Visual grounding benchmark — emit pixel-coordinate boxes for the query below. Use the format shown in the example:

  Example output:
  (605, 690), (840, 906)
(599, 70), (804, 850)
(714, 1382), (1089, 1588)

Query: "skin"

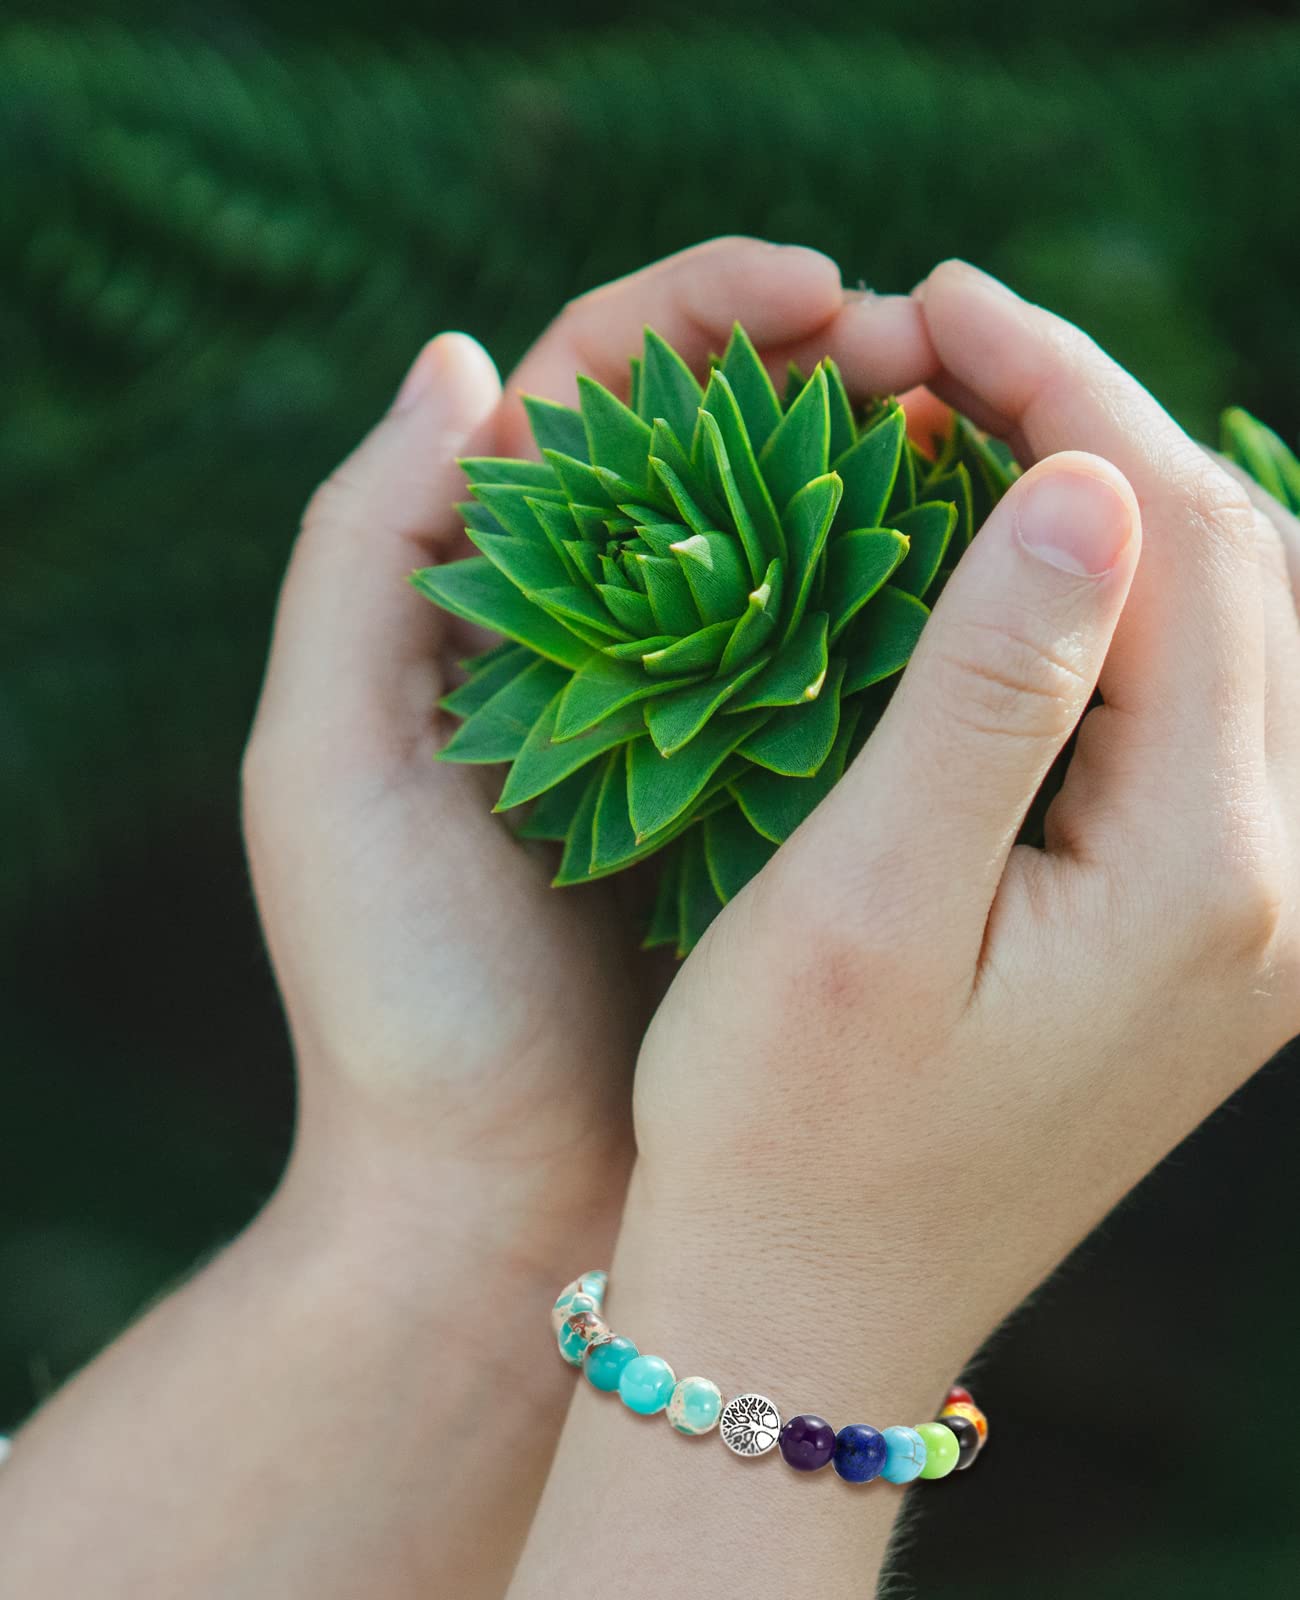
(2, 245), (1296, 1598)
(507, 263), (1300, 1596)
(0, 239), (863, 1600)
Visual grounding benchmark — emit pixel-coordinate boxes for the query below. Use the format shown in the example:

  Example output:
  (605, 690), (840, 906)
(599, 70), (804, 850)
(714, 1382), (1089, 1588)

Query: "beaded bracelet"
(553, 1271), (988, 1483)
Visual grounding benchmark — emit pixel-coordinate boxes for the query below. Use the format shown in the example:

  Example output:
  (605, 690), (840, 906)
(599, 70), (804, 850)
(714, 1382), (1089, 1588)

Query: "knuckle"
(1173, 459), (1257, 551)
(929, 616), (1088, 742)
(1194, 831), (1286, 963)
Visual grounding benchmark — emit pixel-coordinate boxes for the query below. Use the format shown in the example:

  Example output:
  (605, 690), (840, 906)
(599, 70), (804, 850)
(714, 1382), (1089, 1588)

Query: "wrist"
(266, 1071), (633, 1313)
(611, 1164), (999, 1424)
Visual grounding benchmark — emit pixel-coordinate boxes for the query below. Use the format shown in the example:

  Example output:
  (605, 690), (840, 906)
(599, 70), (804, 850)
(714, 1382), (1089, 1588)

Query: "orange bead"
(939, 1400), (988, 1442)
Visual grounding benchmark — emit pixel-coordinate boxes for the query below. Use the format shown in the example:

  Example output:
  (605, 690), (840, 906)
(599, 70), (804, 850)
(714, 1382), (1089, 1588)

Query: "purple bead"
(833, 1424), (888, 1483)
(778, 1413), (837, 1472)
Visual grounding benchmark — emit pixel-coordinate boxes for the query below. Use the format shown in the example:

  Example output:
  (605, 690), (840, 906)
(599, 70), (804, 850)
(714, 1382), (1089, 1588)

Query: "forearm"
(0, 1113), (627, 1600)
(508, 1166), (994, 1600)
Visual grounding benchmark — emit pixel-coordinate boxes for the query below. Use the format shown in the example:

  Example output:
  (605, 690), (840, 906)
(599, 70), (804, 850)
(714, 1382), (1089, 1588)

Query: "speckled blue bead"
(666, 1376), (723, 1436)
(584, 1337), (640, 1393)
(879, 1425), (928, 1485)
(833, 1424), (888, 1483)
(618, 1354), (677, 1416)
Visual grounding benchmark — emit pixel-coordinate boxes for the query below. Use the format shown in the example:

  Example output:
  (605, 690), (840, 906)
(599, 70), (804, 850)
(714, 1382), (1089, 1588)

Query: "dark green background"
(3, 4), (1298, 1594)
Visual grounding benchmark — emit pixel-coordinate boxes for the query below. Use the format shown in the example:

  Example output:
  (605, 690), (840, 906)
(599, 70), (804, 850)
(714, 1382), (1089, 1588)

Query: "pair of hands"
(243, 238), (1300, 1588)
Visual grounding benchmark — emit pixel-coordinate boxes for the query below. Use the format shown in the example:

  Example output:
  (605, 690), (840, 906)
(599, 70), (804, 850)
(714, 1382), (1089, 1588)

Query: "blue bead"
(618, 1354), (677, 1415)
(584, 1337), (640, 1393)
(879, 1425), (928, 1484)
(833, 1424), (887, 1483)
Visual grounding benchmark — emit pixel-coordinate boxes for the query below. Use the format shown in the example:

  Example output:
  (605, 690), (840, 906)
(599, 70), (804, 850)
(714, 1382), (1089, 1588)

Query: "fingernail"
(391, 332), (499, 416)
(1014, 468), (1136, 578)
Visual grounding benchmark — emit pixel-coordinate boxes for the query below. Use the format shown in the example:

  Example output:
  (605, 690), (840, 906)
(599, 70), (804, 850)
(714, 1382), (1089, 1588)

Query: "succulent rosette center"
(413, 323), (1018, 953)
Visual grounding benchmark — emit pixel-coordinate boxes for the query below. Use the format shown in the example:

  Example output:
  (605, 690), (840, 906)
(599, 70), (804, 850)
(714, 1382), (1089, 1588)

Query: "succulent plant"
(412, 325), (1293, 956)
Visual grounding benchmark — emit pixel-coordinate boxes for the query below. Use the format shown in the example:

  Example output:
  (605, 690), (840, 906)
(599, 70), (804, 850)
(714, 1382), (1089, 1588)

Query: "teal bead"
(666, 1376), (723, 1436)
(578, 1270), (608, 1308)
(557, 1320), (588, 1365)
(585, 1337), (640, 1392)
(880, 1425), (928, 1484)
(618, 1354), (677, 1416)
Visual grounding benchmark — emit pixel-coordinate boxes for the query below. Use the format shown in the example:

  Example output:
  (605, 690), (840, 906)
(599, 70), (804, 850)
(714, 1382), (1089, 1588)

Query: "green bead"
(916, 1422), (960, 1480)
(618, 1354), (677, 1415)
(666, 1376), (723, 1436)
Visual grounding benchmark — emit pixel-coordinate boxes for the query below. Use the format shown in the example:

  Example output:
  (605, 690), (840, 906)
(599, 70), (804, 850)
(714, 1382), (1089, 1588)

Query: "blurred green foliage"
(3, 5), (1299, 1595)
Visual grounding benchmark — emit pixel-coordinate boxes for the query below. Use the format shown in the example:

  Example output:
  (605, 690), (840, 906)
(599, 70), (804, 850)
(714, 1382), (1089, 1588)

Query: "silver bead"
(719, 1393), (782, 1457)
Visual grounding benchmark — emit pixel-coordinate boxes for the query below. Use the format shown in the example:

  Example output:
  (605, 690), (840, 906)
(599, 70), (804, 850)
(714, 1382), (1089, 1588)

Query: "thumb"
(253, 332), (502, 761)
(810, 450), (1141, 957)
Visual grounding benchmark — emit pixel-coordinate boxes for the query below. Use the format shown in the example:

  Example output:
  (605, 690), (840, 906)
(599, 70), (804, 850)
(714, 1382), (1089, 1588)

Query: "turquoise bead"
(666, 1376), (723, 1436)
(618, 1354), (677, 1415)
(557, 1320), (589, 1366)
(578, 1270), (608, 1308)
(880, 1425), (928, 1484)
(585, 1337), (640, 1392)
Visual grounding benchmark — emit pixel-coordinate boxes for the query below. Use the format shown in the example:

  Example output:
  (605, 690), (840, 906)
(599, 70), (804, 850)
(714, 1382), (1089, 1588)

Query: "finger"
(498, 237), (844, 454)
(909, 261), (1267, 827)
(803, 452), (1141, 959)
(1213, 447), (1300, 604)
(252, 333), (501, 764)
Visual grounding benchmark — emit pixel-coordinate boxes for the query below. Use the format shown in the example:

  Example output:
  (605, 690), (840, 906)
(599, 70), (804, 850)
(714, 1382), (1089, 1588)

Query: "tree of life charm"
(719, 1393), (782, 1457)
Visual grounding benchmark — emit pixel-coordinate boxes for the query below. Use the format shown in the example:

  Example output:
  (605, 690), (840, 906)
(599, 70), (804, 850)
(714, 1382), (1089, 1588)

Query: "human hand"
(628, 259), (1300, 1382)
(242, 238), (853, 1262)
(509, 261), (1300, 1598)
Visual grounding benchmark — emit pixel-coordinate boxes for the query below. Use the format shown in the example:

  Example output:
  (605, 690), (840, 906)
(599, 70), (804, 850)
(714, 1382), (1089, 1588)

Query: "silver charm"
(719, 1393), (782, 1457)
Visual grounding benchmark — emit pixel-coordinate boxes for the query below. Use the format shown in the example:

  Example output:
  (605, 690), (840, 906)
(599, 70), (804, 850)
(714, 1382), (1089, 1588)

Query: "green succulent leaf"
(826, 530), (909, 640)
(645, 656), (770, 757)
(639, 328), (706, 442)
(760, 364), (830, 514)
(555, 762), (605, 883)
(677, 825), (725, 955)
(718, 557), (783, 674)
(523, 395), (589, 461)
(440, 643), (533, 716)
(410, 559), (593, 669)
(703, 804), (778, 903)
(782, 473), (842, 635)
(699, 371), (785, 574)
(649, 455), (714, 538)
(461, 457), (559, 491)
(556, 652), (692, 739)
(783, 362), (808, 409)
(642, 620), (735, 676)
(533, 584), (633, 641)
(516, 767), (593, 841)
(824, 359), (857, 463)
(731, 701), (863, 842)
(497, 695), (647, 810)
(629, 709), (768, 836)
(413, 324), (1026, 955)
(841, 585), (930, 694)
(644, 848), (684, 949)
(892, 500), (958, 597)
(834, 404), (905, 530)
(637, 552), (701, 634)
(670, 531), (751, 624)
(441, 657), (569, 763)
(729, 610), (829, 711)
(596, 583), (656, 634)
(738, 658), (845, 777)
(1221, 406), (1300, 513)
(920, 461), (975, 551)
(578, 374), (655, 491)
(719, 323), (783, 453)
(469, 528), (571, 595)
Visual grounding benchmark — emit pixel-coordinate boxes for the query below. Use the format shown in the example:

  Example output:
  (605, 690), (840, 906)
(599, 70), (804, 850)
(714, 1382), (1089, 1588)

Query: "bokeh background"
(4, 2), (1299, 1594)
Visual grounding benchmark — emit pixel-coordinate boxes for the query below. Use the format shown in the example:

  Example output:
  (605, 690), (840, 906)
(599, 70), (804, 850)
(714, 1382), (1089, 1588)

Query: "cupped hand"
(241, 238), (854, 1265)
(626, 262), (1300, 1395)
